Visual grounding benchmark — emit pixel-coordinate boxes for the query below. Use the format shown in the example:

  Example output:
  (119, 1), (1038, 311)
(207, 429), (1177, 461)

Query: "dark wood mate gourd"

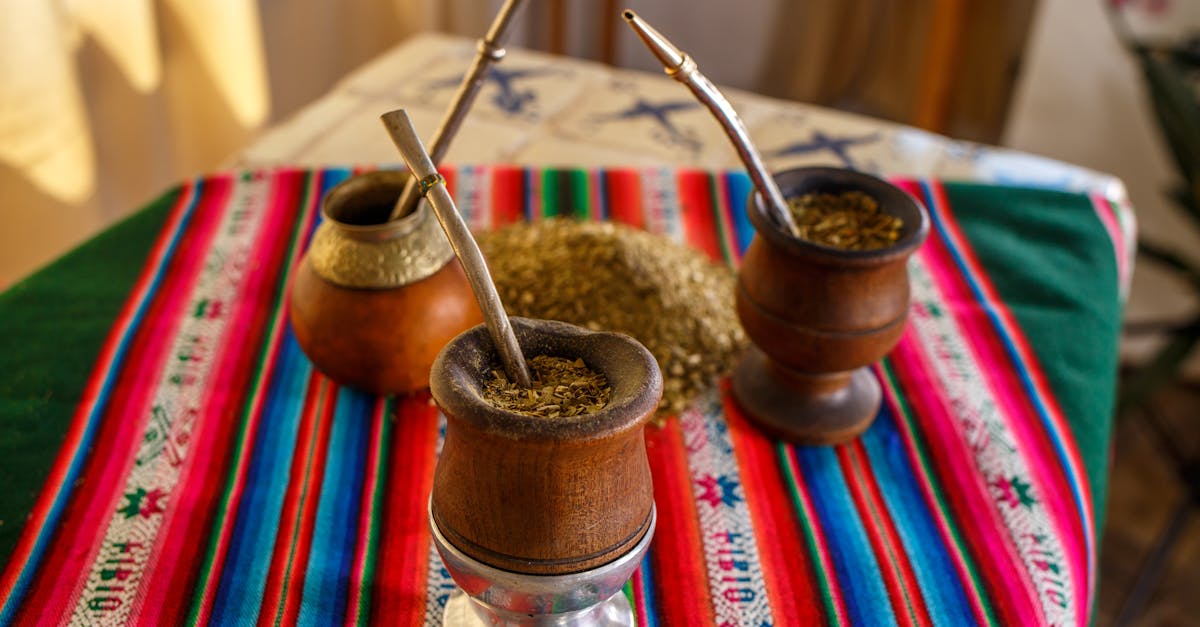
(430, 318), (662, 575)
(733, 167), (929, 444)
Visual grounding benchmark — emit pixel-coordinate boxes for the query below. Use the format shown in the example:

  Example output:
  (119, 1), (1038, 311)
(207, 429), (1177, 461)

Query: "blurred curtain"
(0, 0), (456, 288)
(756, 0), (1036, 142)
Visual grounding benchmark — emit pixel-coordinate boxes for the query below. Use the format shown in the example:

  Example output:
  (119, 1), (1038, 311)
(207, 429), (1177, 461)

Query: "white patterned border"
(69, 174), (276, 624)
(680, 393), (773, 626)
(908, 255), (1075, 626)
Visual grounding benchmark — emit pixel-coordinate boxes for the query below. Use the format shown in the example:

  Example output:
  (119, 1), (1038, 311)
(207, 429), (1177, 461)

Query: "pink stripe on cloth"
(924, 181), (1095, 620)
(0, 182), (199, 615)
(25, 177), (235, 621)
(189, 171), (323, 625)
(1089, 192), (1131, 299)
(890, 330), (1046, 626)
(130, 171), (313, 624)
(918, 237), (1087, 625)
(875, 363), (994, 627)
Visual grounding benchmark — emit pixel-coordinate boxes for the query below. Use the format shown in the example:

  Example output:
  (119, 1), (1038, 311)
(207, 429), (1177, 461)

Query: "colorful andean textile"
(0, 166), (1126, 626)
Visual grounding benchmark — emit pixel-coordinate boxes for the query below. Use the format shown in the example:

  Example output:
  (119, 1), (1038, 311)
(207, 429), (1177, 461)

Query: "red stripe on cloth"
(344, 397), (389, 627)
(369, 393), (440, 623)
(1089, 193), (1129, 295)
(721, 389), (823, 625)
(605, 169), (644, 230)
(643, 420), (716, 626)
(890, 334), (1045, 626)
(629, 568), (650, 625)
(442, 166), (457, 199)
(132, 170), (318, 623)
(16, 177), (235, 622)
(0, 181), (198, 610)
(189, 171), (320, 625)
(840, 444), (933, 627)
(278, 381), (341, 627)
(490, 166), (527, 229)
(258, 376), (336, 627)
(918, 210), (1088, 622)
(926, 181), (1094, 573)
(675, 170), (723, 262)
(877, 362), (994, 626)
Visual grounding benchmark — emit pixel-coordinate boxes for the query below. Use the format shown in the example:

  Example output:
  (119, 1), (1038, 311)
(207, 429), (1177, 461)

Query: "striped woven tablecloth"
(0, 166), (1128, 626)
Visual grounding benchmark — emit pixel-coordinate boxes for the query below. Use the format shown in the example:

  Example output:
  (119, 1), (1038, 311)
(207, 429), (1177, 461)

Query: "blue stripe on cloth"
(794, 445), (897, 627)
(524, 168), (536, 221)
(639, 553), (658, 627)
(305, 169), (351, 237)
(596, 169), (610, 221)
(211, 330), (313, 623)
(0, 180), (204, 625)
(861, 405), (978, 626)
(723, 172), (756, 256)
(297, 389), (373, 626)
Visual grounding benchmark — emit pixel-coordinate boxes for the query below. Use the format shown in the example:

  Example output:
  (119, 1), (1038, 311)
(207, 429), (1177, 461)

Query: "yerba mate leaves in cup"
(786, 191), (904, 251)
(482, 355), (611, 418)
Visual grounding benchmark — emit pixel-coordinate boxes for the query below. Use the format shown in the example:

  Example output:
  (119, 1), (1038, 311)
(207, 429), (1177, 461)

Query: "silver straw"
(388, 0), (528, 222)
(622, 10), (800, 237)
(381, 109), (533, 389)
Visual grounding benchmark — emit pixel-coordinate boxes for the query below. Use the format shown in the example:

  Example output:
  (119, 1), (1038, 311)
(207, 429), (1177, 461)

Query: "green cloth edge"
(0, 188), (178, 563)
(944, 182), (1121, 538)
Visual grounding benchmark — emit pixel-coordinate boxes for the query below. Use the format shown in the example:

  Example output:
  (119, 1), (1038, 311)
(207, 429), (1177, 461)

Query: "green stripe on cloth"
(0, 191), (176, 563)
(944, 183), (1121, 534)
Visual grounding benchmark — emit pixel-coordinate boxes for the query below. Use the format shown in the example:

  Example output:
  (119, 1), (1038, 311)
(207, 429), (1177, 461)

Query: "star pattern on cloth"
(696, 473), (744, 509)
(117, 487), (167, 519)
(993, 474), (1038, 510)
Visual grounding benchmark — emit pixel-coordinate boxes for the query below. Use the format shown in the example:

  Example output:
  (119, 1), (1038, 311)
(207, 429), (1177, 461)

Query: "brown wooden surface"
(1097, 379), (1200, 625)
(429, 318), (662, 575)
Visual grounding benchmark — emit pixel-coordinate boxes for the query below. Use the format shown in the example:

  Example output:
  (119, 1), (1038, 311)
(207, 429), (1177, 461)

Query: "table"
(0, 35), (1131, 626)
(234, 35), (1131, 213)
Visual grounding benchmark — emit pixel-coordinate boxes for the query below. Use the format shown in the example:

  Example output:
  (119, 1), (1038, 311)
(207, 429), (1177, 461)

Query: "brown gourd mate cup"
(429, 317), (661, 580)
(289, 170), (484, 394)
(733, 167), (929, 445)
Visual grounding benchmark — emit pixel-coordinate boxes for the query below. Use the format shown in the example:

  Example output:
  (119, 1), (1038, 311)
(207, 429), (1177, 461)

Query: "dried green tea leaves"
(482, 355), (611, 418)
(786, 191), (903, 250)
(478, 219), (746, 418)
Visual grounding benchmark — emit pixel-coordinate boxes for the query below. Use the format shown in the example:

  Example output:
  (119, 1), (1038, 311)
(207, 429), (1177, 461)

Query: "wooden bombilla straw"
(621, 9), (800, 237)
(381, 109), (533, 388)
(388, 0), (528, 222)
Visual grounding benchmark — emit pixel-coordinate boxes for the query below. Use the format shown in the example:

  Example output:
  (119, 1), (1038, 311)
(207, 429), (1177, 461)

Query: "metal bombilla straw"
(621, 9), (801, 237)
(381, 109), (533, 389)
(388, 0), (528, 222)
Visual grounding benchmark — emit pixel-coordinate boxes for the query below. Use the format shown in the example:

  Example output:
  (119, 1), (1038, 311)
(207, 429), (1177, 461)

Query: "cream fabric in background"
(0, 0), (441, 288)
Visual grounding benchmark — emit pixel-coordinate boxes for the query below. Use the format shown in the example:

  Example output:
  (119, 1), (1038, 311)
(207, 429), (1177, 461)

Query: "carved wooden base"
(732, 346), (880, 446)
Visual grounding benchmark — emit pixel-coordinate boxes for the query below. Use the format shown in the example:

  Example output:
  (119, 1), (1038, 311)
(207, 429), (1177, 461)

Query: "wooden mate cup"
(733, 167), (929, 445)
(429, 317), (661, 623)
